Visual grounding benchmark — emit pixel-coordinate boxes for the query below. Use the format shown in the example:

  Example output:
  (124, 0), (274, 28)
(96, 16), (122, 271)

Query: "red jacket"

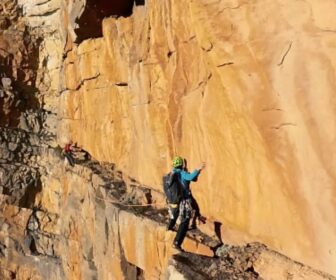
(64, 144), (72, 153)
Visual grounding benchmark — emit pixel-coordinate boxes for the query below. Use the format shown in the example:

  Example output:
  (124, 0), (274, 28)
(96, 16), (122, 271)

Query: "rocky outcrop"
(58, 0), (336, 276)
(2, 147), (334, 279)
(0, 128), (42, 207)
(1, 0), (336, 279)
(0, 1), (41, 127)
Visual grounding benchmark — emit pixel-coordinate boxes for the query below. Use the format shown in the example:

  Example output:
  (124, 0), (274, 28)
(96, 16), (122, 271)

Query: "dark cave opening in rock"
(135, 0), (145, 5)
(74, 0), (145, 43)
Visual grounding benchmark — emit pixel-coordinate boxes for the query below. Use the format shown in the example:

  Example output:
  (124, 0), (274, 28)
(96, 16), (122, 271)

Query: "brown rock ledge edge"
(1, 149), (335, 280)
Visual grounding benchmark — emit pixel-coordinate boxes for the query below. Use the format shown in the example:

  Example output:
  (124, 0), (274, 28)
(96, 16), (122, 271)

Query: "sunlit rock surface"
(1, 0), (336, 279)
(59, 0), (336, 276)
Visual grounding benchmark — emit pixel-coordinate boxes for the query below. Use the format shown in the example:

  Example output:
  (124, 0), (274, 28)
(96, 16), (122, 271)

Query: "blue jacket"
(173, 168), (200, 199)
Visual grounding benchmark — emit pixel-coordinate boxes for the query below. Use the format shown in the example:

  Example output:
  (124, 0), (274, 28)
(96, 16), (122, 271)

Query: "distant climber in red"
(63, 141), (76, 166)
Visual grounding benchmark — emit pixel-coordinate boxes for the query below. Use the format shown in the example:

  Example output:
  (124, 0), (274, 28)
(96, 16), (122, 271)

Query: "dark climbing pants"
(64, 152), (75, 166)
(190, 195), (200, 227)
(174, 216), (190, 247)
(167, 204), (179, 230)
(173, 199), (192, 247)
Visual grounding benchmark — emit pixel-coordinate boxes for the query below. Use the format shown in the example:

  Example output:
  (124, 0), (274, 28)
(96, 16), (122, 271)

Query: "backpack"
(162, 172), (182, 204)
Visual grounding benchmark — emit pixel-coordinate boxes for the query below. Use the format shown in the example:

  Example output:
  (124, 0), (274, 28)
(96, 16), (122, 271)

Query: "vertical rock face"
(1, 0), (336, 279)
(59, 0), (336, 275)
(0, 1), (41, 127)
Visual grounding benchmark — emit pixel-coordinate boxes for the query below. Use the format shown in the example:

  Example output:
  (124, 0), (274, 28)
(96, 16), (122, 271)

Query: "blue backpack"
(162, 172), (182, 204)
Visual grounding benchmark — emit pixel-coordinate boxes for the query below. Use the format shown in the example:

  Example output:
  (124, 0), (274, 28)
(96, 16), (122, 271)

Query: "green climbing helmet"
(172, 156), (183, 168)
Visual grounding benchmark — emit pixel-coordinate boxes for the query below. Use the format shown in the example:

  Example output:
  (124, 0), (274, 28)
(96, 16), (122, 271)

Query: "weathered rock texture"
(58, 0), (336, 276)
(1, 0), (336, 279)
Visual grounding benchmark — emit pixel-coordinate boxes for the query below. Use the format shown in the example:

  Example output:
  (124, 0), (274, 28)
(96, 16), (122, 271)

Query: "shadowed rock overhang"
(74, 0), (145, 43)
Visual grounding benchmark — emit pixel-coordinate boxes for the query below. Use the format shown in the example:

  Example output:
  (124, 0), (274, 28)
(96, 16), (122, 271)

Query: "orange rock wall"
(33, 155), (212, 280)
(59, 0), (336, 275)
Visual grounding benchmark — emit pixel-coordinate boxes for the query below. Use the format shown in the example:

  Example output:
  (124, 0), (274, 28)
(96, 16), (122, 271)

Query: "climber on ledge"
(168, 156), (206, 252)
(62, 141), (76, 166)
(62, 141), (91, 166)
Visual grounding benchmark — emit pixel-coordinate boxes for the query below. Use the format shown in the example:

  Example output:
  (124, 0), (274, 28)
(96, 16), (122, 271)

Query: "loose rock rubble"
(0, 128), (43, 207)
(171, 243), (264, 279)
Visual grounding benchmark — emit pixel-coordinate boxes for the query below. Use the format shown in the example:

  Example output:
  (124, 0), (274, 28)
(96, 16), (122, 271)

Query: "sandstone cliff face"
(1, 0), (336, 279)
(59, 0), (336, 275)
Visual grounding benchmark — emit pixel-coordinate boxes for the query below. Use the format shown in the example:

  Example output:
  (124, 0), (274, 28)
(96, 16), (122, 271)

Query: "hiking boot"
(172, 243), (185, 252)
